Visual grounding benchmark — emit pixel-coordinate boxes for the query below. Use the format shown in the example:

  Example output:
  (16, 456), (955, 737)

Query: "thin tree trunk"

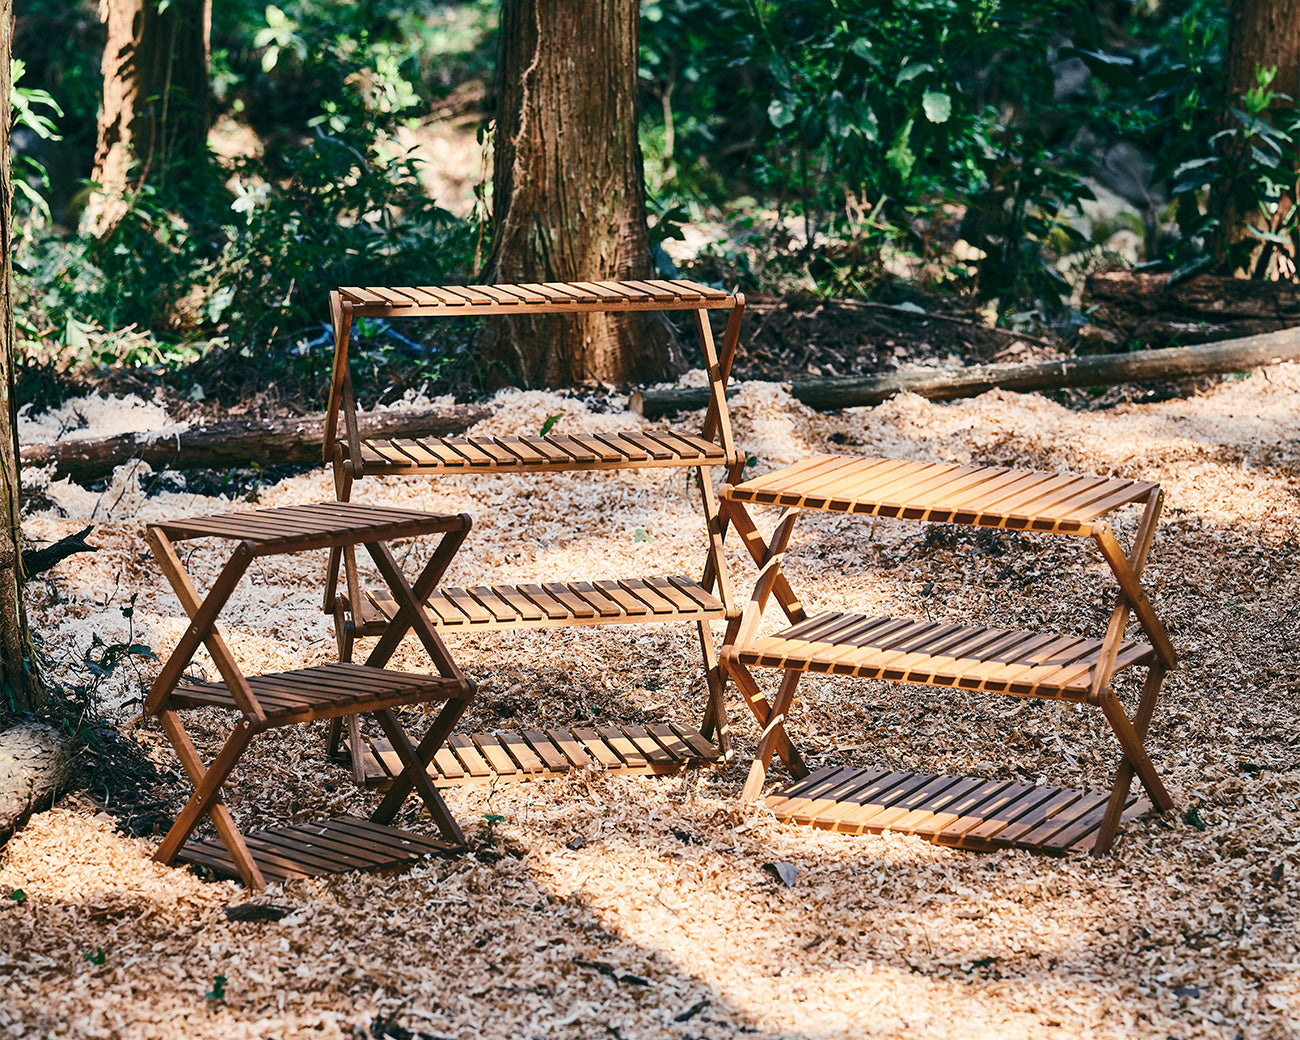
(482, 0), (678, 387)
(0, 0), (41, 715)
(82, 0), (212, 238)
(1220, 0), (1300, 278)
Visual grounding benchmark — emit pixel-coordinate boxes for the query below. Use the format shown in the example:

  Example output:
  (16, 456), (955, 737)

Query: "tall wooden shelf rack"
(321, 279), (747, 787)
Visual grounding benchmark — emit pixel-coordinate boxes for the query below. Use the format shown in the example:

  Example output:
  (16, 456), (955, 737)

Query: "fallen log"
(631, 324), (1300, 417)
(20, 403), (490, 484)
(0, 723), (74, 843)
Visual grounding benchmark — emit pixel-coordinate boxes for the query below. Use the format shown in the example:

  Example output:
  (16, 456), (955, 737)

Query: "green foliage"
(10, 58), (64, 226)
(15, 1), (482, 402)
(641, 0), (1102, 315)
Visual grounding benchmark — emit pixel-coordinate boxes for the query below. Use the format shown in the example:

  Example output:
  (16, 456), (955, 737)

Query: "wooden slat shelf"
(765, 764), (1150, 855)
(731, 611), (1156, 705)
(724, 454), (1159, 536)
(168, 663), (468, 727)
(350, 429), (733, 475)
(342, 722), (723, 788)
(150, 502), (469, 555)
(346, 575), (725, 635)
(177, 815), (457, 882)
(337, 278), (733, 316)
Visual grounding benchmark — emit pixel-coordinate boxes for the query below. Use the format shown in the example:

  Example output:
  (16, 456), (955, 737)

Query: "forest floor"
(1, 343), (1298, 1038)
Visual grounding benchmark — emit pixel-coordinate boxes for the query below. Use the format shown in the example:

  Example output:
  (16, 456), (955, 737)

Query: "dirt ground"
(1, 362), (1297, 1040)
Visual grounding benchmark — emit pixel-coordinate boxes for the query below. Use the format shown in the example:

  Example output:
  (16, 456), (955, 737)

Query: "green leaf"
(848, 38), (878, 67)
(886, 119), (916, 181)
(922, 91), (951, 124)
(84, 947), (107, 965)
(8, 889), (25, 904)
(205, 974), (227, 1001)
(896, 63), (932, 86)
(539, 414), (563, 436)
(767, 96), (796, 130)
(633, 528), (655, 542)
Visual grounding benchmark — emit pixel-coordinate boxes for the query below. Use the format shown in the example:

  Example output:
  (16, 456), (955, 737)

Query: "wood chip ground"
(3, 369), (1298, 1039)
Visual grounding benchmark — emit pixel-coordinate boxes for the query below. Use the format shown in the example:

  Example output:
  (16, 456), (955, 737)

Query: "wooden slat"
(730, 611), (1152, 701)
(726, 454), (1157, 533)
(177, 816), (454, 881)
(764, 766), (1145, 856)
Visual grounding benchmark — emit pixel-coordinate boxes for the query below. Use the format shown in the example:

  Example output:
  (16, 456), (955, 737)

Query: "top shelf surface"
(337, 279), (735, 316)
(149, 502), (467, 555)
(724, 454), (1158, 536)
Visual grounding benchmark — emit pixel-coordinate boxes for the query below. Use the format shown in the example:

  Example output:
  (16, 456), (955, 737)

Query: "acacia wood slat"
(166, 664), (467, 725)
(177, 816), (455, 881)
(361, 577), (722, 632)
(725, 455), (1158, 534)
(343, 720), (722, 787)
(764, 766), (1148, 855)
(496, 731), (546, 773)
(345, 431), (727, 474)
(730, 611), (1155, 701)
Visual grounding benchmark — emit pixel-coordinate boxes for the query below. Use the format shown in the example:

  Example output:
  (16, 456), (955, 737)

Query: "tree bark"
(82, 0), (212, 238)
(1219, 0), (1300, 278)
(632, 325), (1300, 416)
(20, 403), (490, 484)
(482, 0), (677, 387)
(0, 0), (41, 716)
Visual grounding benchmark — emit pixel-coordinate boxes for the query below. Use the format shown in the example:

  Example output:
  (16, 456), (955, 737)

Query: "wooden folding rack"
(718, 453), (1179, 857)
(320, 279), (746, 787)
(144, 503), (478, 889)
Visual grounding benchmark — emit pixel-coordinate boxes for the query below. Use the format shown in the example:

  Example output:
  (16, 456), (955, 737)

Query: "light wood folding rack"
(145, 502), (476, 889)
(321, 279), (747, 788)
(718, 454), (1179, 857)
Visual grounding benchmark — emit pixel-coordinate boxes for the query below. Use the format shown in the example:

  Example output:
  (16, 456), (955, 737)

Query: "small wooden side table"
(144, 502), (476, 889)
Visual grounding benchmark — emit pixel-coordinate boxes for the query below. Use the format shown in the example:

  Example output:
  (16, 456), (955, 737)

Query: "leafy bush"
(641, 0), (1106, 315)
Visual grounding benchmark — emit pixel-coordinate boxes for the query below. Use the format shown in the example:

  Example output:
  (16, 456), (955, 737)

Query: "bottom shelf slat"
(176, 815), (457, 882)
(765, 764), (1150, 856)
(340, 722), (722, 789)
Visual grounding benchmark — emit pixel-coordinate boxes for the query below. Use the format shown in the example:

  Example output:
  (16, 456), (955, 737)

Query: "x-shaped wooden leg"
(339, 529), (475, 840)
(719, 506), (814, 795)
(1084, 487), (1177, 852)
(154, 710), (264, 888)
(737, 666), (808, 801)
(1092, 663), (1169, 856)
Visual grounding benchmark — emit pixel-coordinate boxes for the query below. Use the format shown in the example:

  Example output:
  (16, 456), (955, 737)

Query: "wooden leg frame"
(149, 527), (472, 888)
(719, 494), (1177, 857)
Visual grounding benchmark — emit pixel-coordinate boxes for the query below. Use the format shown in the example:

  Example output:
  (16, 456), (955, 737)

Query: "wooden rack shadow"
(320, 279), (748, 788)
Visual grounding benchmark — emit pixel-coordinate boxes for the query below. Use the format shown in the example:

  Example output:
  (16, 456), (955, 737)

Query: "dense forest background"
(7, 0), (1298, 409)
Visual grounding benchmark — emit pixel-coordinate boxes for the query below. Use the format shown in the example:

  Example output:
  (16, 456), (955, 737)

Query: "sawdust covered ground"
(2, 367), (1298, 1040)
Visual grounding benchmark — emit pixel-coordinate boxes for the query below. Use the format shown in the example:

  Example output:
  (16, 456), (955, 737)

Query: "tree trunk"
(82, 0), (212, 238)
(482, 0), (677, 387)
(0, 0), (41, 716)
(1219, 0), (1300, 278)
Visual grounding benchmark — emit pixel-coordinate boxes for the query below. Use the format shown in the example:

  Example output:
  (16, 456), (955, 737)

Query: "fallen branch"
(22, 525), (96, 578)
(20, 403), (491, 484)
(631, 325), (1300, 417)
